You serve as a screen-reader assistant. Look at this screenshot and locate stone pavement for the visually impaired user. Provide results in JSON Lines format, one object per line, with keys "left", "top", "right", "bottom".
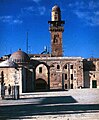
{"left": 0, "top": 89, "right": 99, "bottom": 120}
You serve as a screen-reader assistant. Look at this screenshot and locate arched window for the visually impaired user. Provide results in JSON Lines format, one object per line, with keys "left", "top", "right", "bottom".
{"left": 53, "top": 34, "right": 59, "bottom": 43}
{"left": 70, "top": 65, "right": 73, "bottom": 69}
{"left": 64, "top": 65, "right": 67, "bottom": 69}
{"left": 53, "top": 39, "right": 58, "bottom": 43}
{"left": 57, "top": 65, "right": 60, "bottom": 69}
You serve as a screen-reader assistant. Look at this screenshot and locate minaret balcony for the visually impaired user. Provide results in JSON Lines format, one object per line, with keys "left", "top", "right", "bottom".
{"left": 49, "top": 26, "right": 64, "bottom": 32}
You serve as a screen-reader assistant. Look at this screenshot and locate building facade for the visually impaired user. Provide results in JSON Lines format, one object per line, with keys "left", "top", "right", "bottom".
{"left": 0, "top": 5, "right": 99, "bottom": 95}
{"left": 83, "top": 58, "right": 99, "bottom": 89}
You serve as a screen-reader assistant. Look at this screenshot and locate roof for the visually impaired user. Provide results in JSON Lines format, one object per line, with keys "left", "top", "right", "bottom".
{"left": 52, "top": 5, "right": 60, "bottom": 12}
{"left": 10, "top": 49, "right": 30, "bottom": 63}
{"left": 0, "top": 59, "right": 18, "bottom": 67}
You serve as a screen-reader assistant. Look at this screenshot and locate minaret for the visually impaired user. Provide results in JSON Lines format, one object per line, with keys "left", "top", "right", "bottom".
{"left": 48, "top": 5, "right": 65, "bottom": 57}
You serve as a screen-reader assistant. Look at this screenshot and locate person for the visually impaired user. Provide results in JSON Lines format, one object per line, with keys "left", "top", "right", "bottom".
{"left": 1, "top": 83, "right": 5, "bottom": 99}
{"left": 8, "top": 84, "right": 11, "bottom": 95}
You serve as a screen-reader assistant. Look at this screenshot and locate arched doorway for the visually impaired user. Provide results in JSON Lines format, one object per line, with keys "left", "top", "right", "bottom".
{"left": 35, "top": 78, "right": 48, "bottom": 91}
{"left": 35, "top": 62, "right": 50, "bottom": 91}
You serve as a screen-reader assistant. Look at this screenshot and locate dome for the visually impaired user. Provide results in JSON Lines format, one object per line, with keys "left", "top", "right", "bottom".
{"left": 52, "top": 5, "right": 60, "bottom": 12}
{"left": 10, "top": 49, "right": 30, "bottom": 63}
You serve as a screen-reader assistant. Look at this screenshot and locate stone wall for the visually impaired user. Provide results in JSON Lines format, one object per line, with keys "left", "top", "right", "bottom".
{"left": 34, "top": 57, "right": 83, "bottom": 90}
{"left": 0, "top": 67, "right": 21, "bottom": 95}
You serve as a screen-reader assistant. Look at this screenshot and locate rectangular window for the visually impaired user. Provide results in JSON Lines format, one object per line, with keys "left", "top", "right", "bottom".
{"left": 71, "top": 84, "right": 73, "bottom": 89}
{"left": 65, "top": 74, "right": 67, "bottom": 80}
{"left": 71, "top": 65, "right": 73, "bottom": 69}
{"left": 71, "top": 74, "right": 73, "bottom": 80}
{"left": 39, "top": 67, "right": 42, "bottom": 73}
{"left": 65, "top": 84, "right": 67, "bottom": 89}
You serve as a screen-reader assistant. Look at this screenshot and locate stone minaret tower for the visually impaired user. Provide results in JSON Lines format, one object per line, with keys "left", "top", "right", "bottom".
{"left": 48, "top": 5, "right": 65, "bottom": 57}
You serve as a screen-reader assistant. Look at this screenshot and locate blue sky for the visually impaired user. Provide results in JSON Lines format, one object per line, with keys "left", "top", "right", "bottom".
{"left": 0, "top": 0, "right": 99, "bottom": 58}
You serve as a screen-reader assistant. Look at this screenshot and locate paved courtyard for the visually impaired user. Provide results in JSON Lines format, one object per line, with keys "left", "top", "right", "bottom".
{"left": 0, "top": 89, "right": 99, "bottom": 120}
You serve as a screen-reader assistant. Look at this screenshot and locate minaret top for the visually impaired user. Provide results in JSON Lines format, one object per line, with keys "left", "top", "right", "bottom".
{"left": 51, "top": 5, "right": 61, "bottom": 21}
{"left": 52, "top": 5, "right": 60, "bottom": 12}
{"left": 48, "top": 5, "right": 65, "bottom": 28}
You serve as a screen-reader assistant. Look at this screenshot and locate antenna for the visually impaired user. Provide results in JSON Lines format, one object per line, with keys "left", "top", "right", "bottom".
{"left": 26, "top": 31, "right": 28, "bottom": 54}
{"left": 91, "top": 50, "right": 95, "bottom": 58}
{"left": 10, "top": 48, "right": 12, "bottom": 54}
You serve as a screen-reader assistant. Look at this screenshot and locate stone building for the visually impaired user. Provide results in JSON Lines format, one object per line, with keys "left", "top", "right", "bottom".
{"left": 83, "top": 58, "right": 99, "bottom": 89}
{"left": 0, "top": 49, "right": 84, "bottom": 94}
{"left": 0, "top": 5, "right": 99, "bottom": 95}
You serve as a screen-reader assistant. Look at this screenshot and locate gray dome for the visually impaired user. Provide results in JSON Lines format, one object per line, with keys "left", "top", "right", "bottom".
{"left": 52, "top": 5, "right": 60, "bottom": 12}
{"left": 10, "top": 49, "right": 30, "bottom": 63}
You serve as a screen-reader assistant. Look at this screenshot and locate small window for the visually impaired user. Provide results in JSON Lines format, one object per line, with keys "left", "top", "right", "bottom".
{"left": 39, "top": 67, "right": 42, "bottom": 73}
{"left": 65, "top": 84, "right": 67, "bottom": 89}
{"left": 53, "top": 34, "right": 58, "bottom": 43}
{"left": 71, "top": 74, "right": 73, "bottom": 80}
{"left": 71, "top": 65, "right": 73, "bottom": 69}
{"left": 79, "top": 66, "right": 81, "bottom": 68}
{"left": 53, "top": 39, "right": 58, "bottom": 43}
{"left": 65, "top": 65, "right": 67, "bottom": 69}
{"left": 54, "top": 16, "right": 57, "bottom": 20}
{"left": 71, "top": 84, "right": 73, "bottom": 89}
{"left": 57, "top": 65, "right": 60, "bottom": 69}
{"left": 1, "top": 71, "right": 4, "bottom": 84}
{"left": 65, "top": 74, "right": 67, "bottom": 80}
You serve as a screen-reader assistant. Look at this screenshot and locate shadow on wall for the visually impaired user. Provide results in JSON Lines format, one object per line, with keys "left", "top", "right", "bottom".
{"left": 83, "top": 59, "right": 96, "bottom": 71}
{"left": 0, "top": 95, "right": 99, "bottom": 119}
